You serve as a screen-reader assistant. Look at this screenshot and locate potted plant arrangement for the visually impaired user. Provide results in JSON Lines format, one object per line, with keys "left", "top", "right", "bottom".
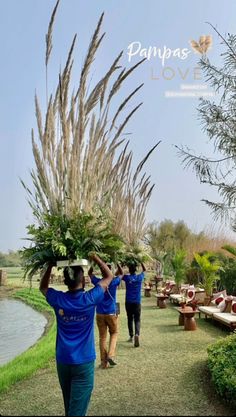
{"left": 120, "top": 242, "right": 153, "bottom": 267}
{"left": 21, "top": 210, "right": 124, "bottom": 280}
{"left": 193, "top": 252, "right": 222, "bottom": 305}
{"left": 20, "top": 3, "right": 159, "bottom": 282}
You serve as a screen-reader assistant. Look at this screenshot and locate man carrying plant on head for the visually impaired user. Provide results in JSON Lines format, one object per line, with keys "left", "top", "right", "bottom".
{"left": 39, "top": 253, "right": 113, "bottom": 417}
{"left": 122, "top": 262, "right": 146, "bottom": 348}
{"left": 88, "top": 263, "right": 123, "bottom": 369}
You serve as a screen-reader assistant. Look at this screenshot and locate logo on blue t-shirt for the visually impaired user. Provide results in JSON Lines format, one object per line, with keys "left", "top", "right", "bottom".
{"left": 46, "top": 285, "right": 104, "bottom": 365}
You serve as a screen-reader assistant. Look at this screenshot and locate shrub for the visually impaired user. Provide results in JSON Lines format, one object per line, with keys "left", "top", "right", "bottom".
{"left": 218, "top": 259, "right": 236, "bottom": 296}
{"left": 207, "top": 332, "right": 236, "bottom": 405}
{"left": 185, "top": 267, "right": 202, "bottom": 286}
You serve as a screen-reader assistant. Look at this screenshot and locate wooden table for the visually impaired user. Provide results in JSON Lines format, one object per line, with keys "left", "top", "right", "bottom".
{"left": 177, "top": 307, "right": 198, "bottom": 330}
{"left": 156, "top": 294, "right": 169, "bottom": 308}
{"left": 144, "top": 288, "right": 152, "bottom": 297}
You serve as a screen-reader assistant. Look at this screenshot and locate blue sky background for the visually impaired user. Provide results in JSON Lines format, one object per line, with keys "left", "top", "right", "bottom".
{"left": 0, "top": 0, "right": 236, "bottom": 252}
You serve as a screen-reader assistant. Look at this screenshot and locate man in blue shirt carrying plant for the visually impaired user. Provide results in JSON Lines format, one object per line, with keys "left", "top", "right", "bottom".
{"left": 40, "top": 253, "right": 112, "bottom": 417}
{"left": 88, "top": 263, "right": 123, "bottom": 369}
{"left": 122, "top": 262, "right": 146, "bottom": 348}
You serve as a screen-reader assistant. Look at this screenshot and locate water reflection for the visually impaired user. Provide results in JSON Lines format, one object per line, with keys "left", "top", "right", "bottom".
{"left": 0, "top": 299, "right": 47, "bottom": 365}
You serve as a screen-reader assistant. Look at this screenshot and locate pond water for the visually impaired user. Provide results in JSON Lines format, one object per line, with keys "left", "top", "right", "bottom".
{"left": 0, "top": 299, "right": 47, "bottom": 365}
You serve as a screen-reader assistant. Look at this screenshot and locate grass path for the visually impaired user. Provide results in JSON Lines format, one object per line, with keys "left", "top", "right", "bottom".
{"left": 0, "top": 290, "right": 236, "bottom": 416}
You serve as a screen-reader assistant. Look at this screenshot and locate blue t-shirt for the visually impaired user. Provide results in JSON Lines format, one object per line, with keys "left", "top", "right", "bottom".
{"left": 91, "top": 276, "right": 121, "bottom": 314}
{"left": 123, "top": 272, "right": 145, "bottom": 303}
{"left": 46, "top": 285, "right": 104, "bottom": 365}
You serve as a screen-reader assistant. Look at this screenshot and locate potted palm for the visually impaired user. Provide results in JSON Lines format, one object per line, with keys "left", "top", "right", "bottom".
{"left": 193, "top": 252, "right": 222, "bottom": 305}
{"left": 171, "top": 249, "right": 187, "bottom": 292}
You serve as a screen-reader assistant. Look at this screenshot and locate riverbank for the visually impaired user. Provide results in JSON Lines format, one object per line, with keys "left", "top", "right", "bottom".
{"left": 0, "top": 285, "right": 18, "bottom": 299}
{"left": 0, "top": 288, "right": 56, "bottom": 394}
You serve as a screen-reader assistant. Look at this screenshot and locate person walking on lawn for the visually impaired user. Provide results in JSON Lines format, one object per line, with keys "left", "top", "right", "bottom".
{"left": 88, "top": 263, "right": 123, "bottom": 368}
{"left": 39, "top": 253, "right": 112, "bottom": 417}
{"left": 122, "top": 262, "right": 146, "bottom": 347}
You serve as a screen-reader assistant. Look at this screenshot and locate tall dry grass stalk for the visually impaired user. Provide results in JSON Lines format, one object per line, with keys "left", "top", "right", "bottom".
{"left": 185, "top": 225, "right": 236, "bottom": 261}
{"left": 22, "top": 3, "right": 159, "bottom": 247}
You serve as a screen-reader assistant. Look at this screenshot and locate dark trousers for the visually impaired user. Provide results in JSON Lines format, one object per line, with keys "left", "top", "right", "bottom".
{"left": 57, "top": 361, "right": 94, "bottom": 416}
{"left": 125, "top": 302, "right": 141, "bottom": 337}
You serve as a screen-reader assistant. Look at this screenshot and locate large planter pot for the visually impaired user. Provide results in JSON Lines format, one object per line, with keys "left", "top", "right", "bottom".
{"left": 56, "top": 259, "right": 89, "bottom": 267}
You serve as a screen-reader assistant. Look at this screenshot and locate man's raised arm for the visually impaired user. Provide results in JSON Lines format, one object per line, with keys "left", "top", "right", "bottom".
{"left": 115, "top": 263, "right": 124, "bottom": 277}
{"left": 40, "top": 264, "right": 53, "bottom": 296}
{"left": 141, "top": 262, "right": 146, "bottom": 272}
{"left": 89, "top": 253, "right": 113, "bottom": 290}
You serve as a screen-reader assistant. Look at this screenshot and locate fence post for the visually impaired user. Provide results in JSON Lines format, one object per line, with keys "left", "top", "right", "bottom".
{"left": 0, "top": 269, "right": 7, "bottom": 286}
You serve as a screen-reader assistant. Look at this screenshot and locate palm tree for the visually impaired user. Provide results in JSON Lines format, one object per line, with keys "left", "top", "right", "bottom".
{"left": 194, "top": 252, "right": 222, "bottom": 297}
{"left": 171, "top": 250, "right": 187, "bottom": 290}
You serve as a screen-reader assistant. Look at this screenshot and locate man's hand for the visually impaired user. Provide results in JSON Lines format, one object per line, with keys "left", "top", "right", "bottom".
{"left": 115, "top": 263, "right": 123, "bottom": 276}
{"left": 88, "top": 251, "right": 97, "bottom": 261}
{"left": 88, "top": 253, "right": 113, "bottom": 289}
{"left": 88, "top": 266, "right": 94, "bottom": 277}
{"left": 141, "top": 262, "right": 146, "bottom": 272}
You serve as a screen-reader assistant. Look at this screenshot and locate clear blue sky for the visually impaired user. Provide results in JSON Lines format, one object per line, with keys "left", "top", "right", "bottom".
{"left": 0, "top": 0, "right": 236, "bottom": 252}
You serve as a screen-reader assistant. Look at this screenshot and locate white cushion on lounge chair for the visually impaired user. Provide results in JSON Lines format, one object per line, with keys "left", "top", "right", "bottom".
{"left": 169, "top": 294, "right": 183, "bottom": 303}
{"left": 198, "top": 306, "right": 219, "bottom": 316}
{"left": 169, "top": 294, "right": 182, "bottom": 299}
{"left": 212, "top": 312, "right": 236, "bottom": 325}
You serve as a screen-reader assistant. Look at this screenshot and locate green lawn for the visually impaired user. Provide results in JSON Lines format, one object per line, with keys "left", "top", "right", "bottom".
{"left": 0, "top": 287, "right": 236, "bottom": 416}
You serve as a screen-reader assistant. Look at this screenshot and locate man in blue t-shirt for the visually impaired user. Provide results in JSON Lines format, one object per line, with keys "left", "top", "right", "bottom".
{"left": 88, "top": 264, "right": 122, "bottom": 369}
{"left": 39, "top": 253, "right": 112, "bottom": 417}
{"left": 122, "top": 262, "right": 146, "bottom": 348}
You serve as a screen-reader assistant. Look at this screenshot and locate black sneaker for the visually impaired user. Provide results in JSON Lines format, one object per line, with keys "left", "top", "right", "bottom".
{"left": 107, "top": 357, "right": 117, "bottom": 366}
{"left": 134, "top": 335, "right": 140, "bottom": 348}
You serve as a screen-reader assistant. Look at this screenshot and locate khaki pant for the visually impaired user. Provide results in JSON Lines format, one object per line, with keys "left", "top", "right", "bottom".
{"left": 96, "top": 314, "right": 118, "bottom": 368}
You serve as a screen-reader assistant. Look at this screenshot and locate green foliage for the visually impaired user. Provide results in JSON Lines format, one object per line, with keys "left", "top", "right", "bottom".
{"left": 120, "top": 243, "right": 153, "bottom": 267}
{"left": 185, "top": 267, "right": 202, "bottom": 286}
{"left": 0, "top": 251, "right": 22, "bottom": 267}
{"left": 146, "top": 220, "right": 191, "bottom": 254}
{"left": 21, "top": 210, "right": 124, "bottom": 279}
{"left": 218, "top": 258, "right": 236, "bottom": 296}
{"left": 194, "top": 252, "right": 222, "bottom": 296}
{"left": 207, "top": 332, "right": 236, "bottom": 406}
{"left": 217, "top": 245, "right": 236, "bottom": 295}
{"left": 171, "top": 249, "right": 187, "bottom": 287}
{"left": 177, "top": 30, "right": 236, "bottom": 224}
{"left": 222, "top": 245, "right": 236, "bottom": 258}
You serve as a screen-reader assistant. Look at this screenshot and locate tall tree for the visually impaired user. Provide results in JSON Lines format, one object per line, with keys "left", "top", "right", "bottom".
{"left": 146, "top": 220, "right": 191, "bottom": 254}
{"left": 176, "top": 25, "right": 236, "bottom": 230}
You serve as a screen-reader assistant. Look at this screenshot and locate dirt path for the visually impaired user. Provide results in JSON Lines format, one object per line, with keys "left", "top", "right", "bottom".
{"left": 0, "top": 286, "right": 16, "bottom": 299}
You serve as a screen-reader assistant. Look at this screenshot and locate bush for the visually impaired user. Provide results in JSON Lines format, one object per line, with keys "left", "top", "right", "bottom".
{"left": 0, "top": 251, "right": 22, "bottom": 267}
{"left": 218, "top": 259, "right": 236, "bottom": 295}
{"left": 207, "top": 332, "right": 236, "bottom": 405}
{"left": 185, "top": 267, "right": 202, "bottom": 286}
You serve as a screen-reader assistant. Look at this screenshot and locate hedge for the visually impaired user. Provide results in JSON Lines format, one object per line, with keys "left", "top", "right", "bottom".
{"left": 207, "top": 332, "right": 236, "bottom": 405}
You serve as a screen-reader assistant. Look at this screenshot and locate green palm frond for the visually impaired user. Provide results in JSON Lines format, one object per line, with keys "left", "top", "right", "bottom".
{"left": 222, "top": 244, "right": 236, "bottom": 257}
